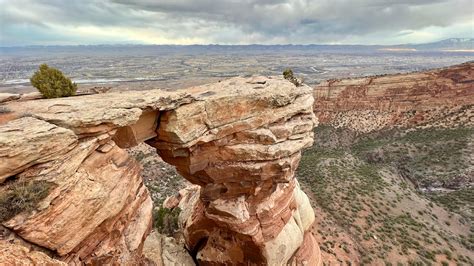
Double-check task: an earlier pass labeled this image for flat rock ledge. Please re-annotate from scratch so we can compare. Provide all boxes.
[0,76,321,265]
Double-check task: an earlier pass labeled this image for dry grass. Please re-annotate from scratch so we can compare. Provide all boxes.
[0,180,54,222]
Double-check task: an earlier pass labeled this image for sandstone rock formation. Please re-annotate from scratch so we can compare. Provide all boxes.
[314,62,474,132]
[0,241,66,265]
[0,93,20,103]
[0,116,153,264]
[0,76,320,265]
[143,231,195,266]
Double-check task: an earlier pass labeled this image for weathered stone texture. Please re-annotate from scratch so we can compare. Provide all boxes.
[0,76,320,265]
[314,62,474,132]
[0,241,66,265]
[150,77,320,265]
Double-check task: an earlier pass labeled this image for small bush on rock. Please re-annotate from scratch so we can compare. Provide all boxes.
[283,68,303,86]
[153,206,181,236]
[30,64,77,98]
[0,180,54,222]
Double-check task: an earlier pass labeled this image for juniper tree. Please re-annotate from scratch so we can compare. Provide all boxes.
[283,68,302,86]
[30,64,77,98]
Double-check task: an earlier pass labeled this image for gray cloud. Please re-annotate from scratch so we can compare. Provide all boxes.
[0,0,472,45]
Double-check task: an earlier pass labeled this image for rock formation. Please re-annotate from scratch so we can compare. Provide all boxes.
[313,62,474,132]
[142,231,195,266]
[0,116,153,265]
[0,76,320,265]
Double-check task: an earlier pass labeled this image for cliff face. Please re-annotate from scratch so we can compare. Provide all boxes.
[308,63,474,264]
[0,76,320,265]
[152,77,320,265]
[314,62,474,132]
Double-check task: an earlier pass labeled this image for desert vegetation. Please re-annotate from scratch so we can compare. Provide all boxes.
[297,125,473,264]
[283,68,302,86]
[128,143,188,237]
[153,206,181,237]
[351,127,473,189]
[30,64,77,98]
[0,179,54,222]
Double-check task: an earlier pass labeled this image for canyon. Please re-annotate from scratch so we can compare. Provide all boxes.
[306,62,473,264]
[0,76,320,265]
[0,62,472,265]
[314,62,473,133]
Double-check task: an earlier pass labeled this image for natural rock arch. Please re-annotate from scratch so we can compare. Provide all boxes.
[0,76,321,265]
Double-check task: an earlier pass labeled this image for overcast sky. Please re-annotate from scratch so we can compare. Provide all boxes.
[1,0,472,46]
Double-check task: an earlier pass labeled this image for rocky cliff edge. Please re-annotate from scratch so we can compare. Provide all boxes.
[0,76,320,265]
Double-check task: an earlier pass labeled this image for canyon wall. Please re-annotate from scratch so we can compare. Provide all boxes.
[313,62,474,132]
[0,76,320,265]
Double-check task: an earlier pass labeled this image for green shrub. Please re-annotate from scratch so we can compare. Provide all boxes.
[0,180,54,222]
[30,64,77,98]
[282,68,302,86]
[283,68,294,80]
[153,206,181,236]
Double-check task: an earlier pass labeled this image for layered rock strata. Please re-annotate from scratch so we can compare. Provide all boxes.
[314,62,474,132]
[0,117,153,264]
[151,77,320,265]
[0,76,320,265]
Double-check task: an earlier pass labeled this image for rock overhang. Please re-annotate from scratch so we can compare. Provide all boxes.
[3,76,312,134]
[0,75,321,265]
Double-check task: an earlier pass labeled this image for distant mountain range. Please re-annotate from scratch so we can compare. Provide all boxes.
[399,38,474,50]
[1,38,473,51]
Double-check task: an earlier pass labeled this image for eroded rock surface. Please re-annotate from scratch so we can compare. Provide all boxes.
[0,76,320,265]
[314,62,474,133]
[0,117,153,264]
[150,77,320,265]
[0,241,66,265]
[0,93,20,103]
[143,231,195,266]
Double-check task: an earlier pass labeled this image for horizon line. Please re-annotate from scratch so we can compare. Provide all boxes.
[1,37,472,49]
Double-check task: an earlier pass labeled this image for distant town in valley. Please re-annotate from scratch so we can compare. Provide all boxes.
[1,0,473,263]
[1,38,473,93]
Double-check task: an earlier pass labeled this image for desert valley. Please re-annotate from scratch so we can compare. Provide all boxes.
[1,0,474,264]
[0,60,472,265]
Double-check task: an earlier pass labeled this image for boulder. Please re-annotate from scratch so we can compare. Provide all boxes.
[143,232,194,266]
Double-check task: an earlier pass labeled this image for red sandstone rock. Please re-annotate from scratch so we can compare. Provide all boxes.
[0,241,66,265]
[151,77,320,265]
[0,76,321,265]
[289,232,322,265]
[313,62,474,132]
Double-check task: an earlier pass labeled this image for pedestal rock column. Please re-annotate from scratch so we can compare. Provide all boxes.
[149,76,322,265]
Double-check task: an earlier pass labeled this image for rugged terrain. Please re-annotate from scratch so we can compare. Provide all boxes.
[106,62,474,265]
[300,62,473,264]
[0,62,472,265]
[0,76,320,265]
[314,62,473,132]
[2,43,473,94]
